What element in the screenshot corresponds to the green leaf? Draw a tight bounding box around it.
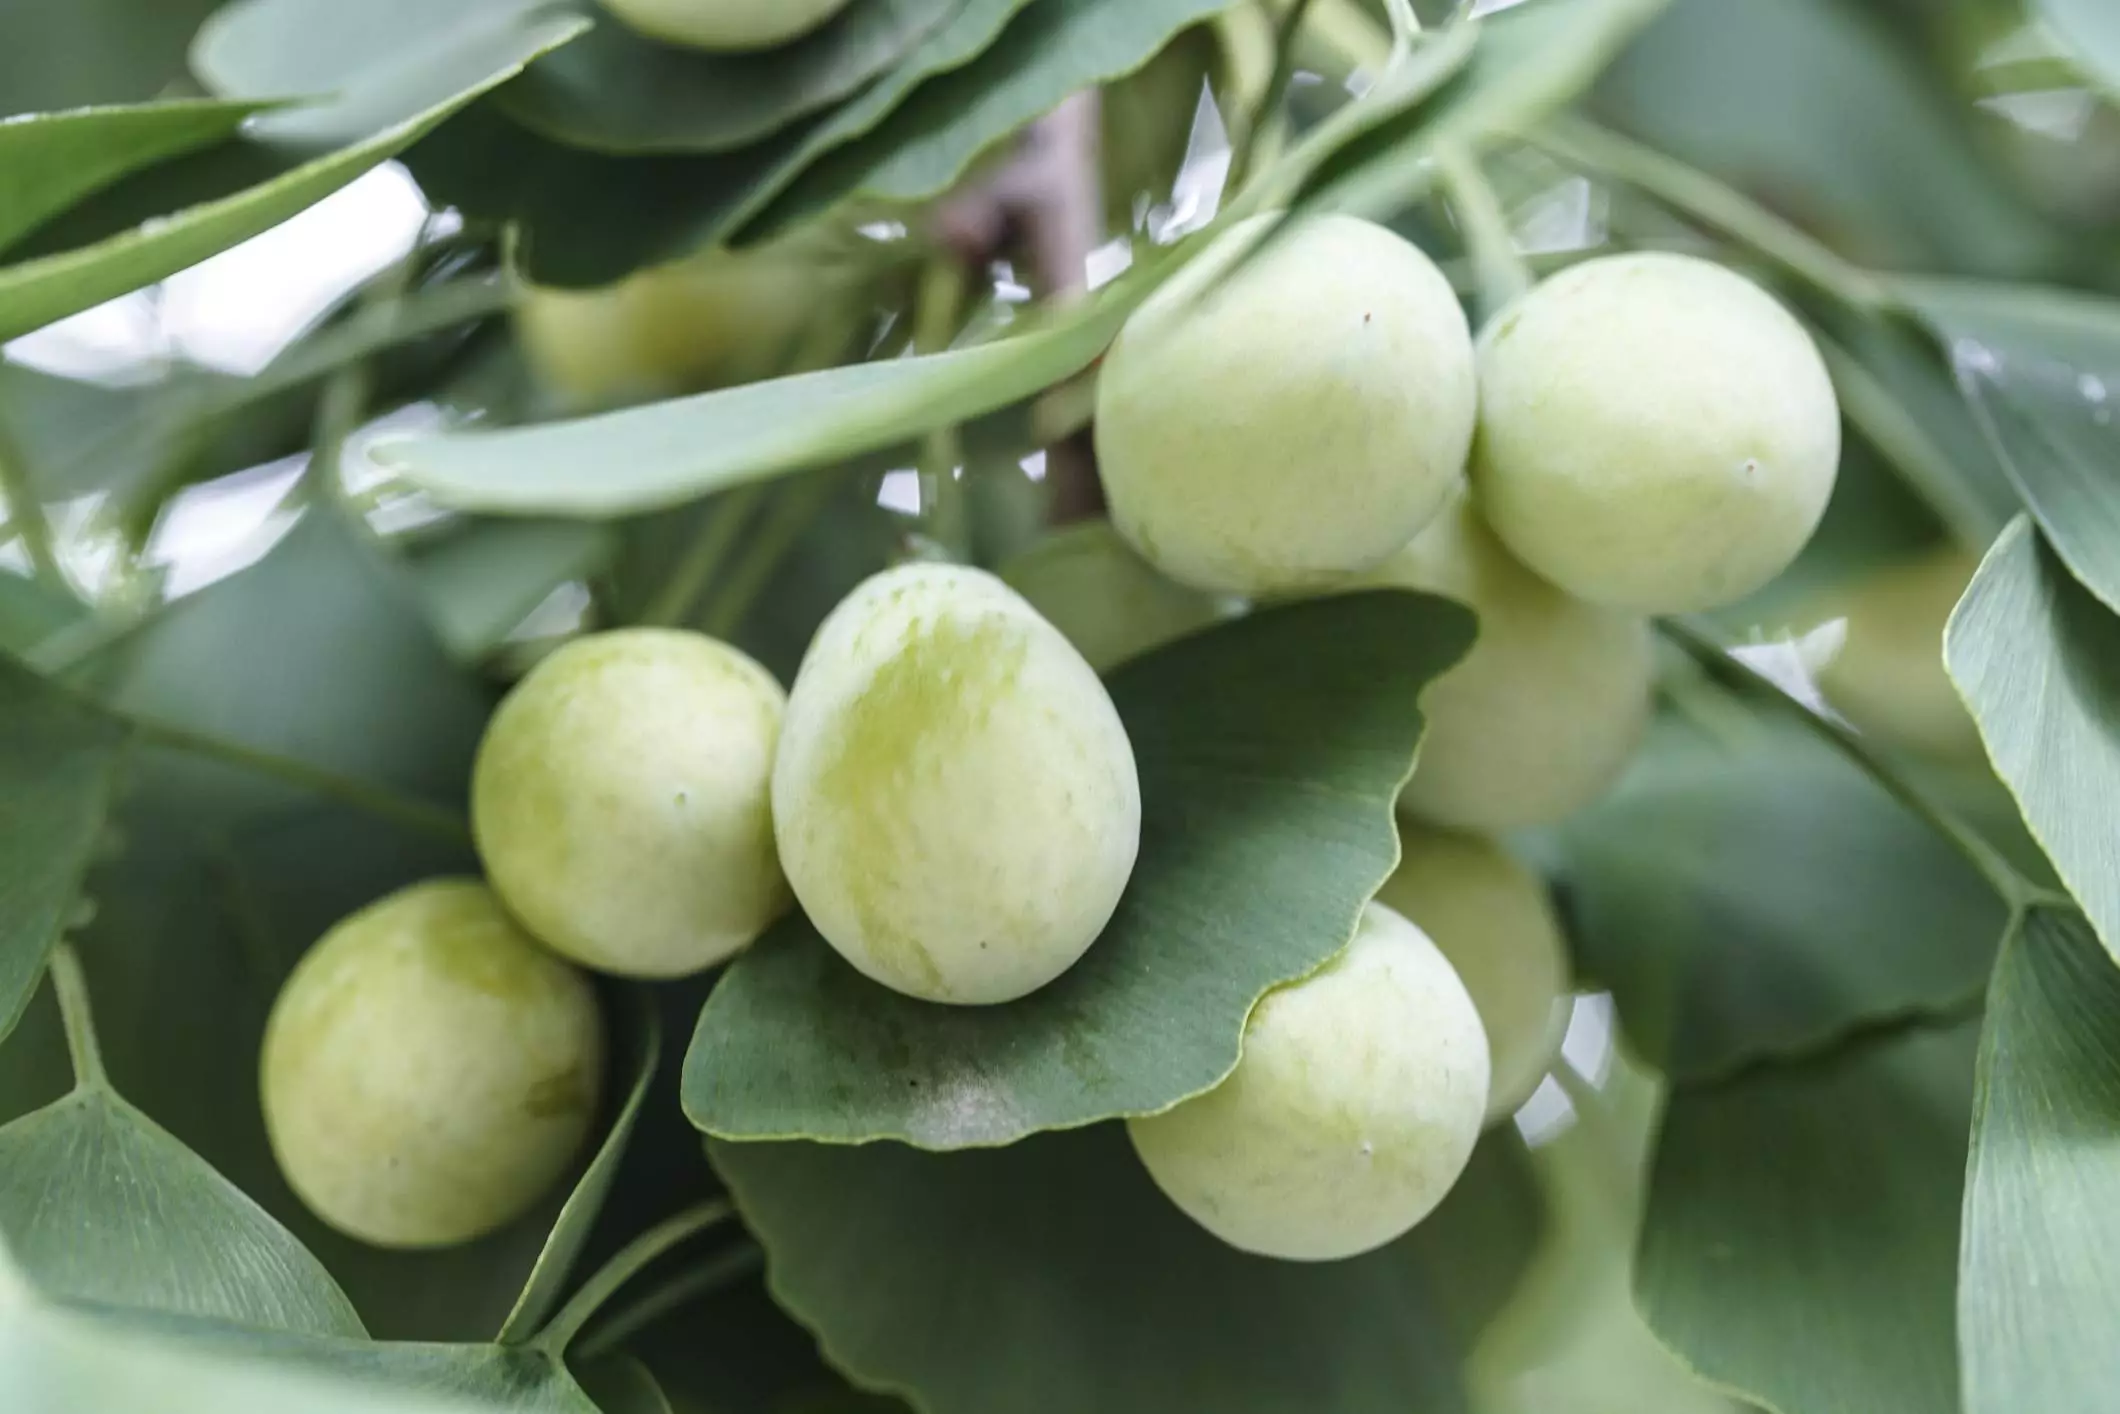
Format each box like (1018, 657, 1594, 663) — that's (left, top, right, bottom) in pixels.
(1947, 517, 2120, 961)
(409, 518, 615, 662)
(0, 657, 129, 1045)
(0, 99, 273, 253)
(1637, 1022, 1976, 1414)
(1560, 720, 2004, 1081)
(1591, 0, 2057, 280)
(1906, 280, 2120, 614)
(751, 0, 1243, 235)
(685, 591, 1473, 1148)
(0, 0, 225, 117)
(2040, 0, 2120, 101)
(712, 1124, 1536, 1414)
(1961, 906, 2120, 1414)
(0, 1084, 362, 1337)
(497, 992, 661, 1344)
(191, 0, 588, 149)
(573, 1355, 674, 1414)
(0, 573, 86, 657)
(498, 0, 963, 155)
(0, 14, 585, 343)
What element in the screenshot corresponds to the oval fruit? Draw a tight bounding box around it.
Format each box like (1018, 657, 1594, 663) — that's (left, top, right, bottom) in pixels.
(1095, 212, 1476, 595)
(1473, 251, 1841, 613)
(998, 520, 1229, 673)
(1805, 545, 1983, 761)
(600, 0, 851, 51)
(772, 563, 1142, 1005)
(1369, 494, 1652, 830)
(473, 628, 790, 980)
(260, 879, 605, 1249)
(1377, 826, 1572, 1121)
(1126, 902, 1489, 1261)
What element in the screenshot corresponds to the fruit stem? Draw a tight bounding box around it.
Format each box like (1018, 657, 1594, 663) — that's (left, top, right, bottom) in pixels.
(0, 408, 65, 591)
(1659, 618, 2042, 909)
(698, 472, 839, 639)
(639, 483, 769, 628)
(529, 1199, 736, 1358)
(130, 715, 473, 848)
(1437, 146, 1532, 319)
(912, 256, 972, 559)
(570, 1240, 767, 1363)
(49, 943, 109, 1092)
(1529, 117, 1896, 315)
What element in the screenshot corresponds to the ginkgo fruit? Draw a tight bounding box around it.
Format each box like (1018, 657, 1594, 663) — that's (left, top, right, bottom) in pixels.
(1473, 251, 1841, 613)
(1804, 545, 1984, 760)
(1366, 494, 1652, 830)
(999, 520, 1229, 673)
(260, 880, 605, 1250)
(772, 563, 1142, 1005)
(600, 0, 851, 51)
(1376, 826, 1572, 1122)
(1095, 212, 1476, 595)
(1126, 903, 1489, 1261)
(472, 628, 790, 979)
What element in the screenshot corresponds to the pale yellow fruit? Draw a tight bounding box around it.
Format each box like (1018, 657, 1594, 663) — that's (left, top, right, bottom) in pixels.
(1366, 494, 1652, 830)
(473, 628, 789, 980)
(1474, 252, 1842, 613)
(260, 880, 604, 1249)
(600, 0, 850, 51)
(1095, 212, 1476, 595)
(772, 564, 1141, 1004)
(1376, 826, 1571, 1121)
(998, 520, 1228, 673)
(1127, 903, 1489, 1261)
(516, 244, 827, 408)
(1806, 546, 1984, 760)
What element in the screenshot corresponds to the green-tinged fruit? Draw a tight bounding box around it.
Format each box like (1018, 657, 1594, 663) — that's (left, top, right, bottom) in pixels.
(1126, 902, 1489, 1261)
(1366, 495, 1652, 829)
(260, 880, 605, 1250)
(772, 563, 1141, 1005)
(1377, 826, 1571, 1122)
(1095, 212, 1476, 595)
(998, 520, 1230, 673)
(1806, 546, 1984, 761)
(473, 628, 790, 979)
(600, 0, 852, 51)
(1473, 252, 1841, 613)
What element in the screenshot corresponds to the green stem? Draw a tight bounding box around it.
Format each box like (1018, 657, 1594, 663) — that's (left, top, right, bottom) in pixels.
(1437, 146, 1531, 319)
(1295, 0, 1392, 82)
(570, 1241, 766, 1363)
(49, 944, 108, 1092)
(699, 473, 838, 640)
(1811, 331, 2003, 551)
(1530, 117, 1894, 314)
(639, 484, 767, 628)
(912, 257, 971, 558)
(1658, 618, 2038, 907)
(132, 717, 471, 847)
(0, 411, 64, 589)
(530, 1200, 735, 1358)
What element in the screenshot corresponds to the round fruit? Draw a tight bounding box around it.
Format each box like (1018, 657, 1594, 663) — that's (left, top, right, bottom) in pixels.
(473, 628, 790, 980)
(260, 880, 605, 1249)
(516, 243, 830, 408)
(599, 0, 851, 51)
(1366, 494, 1652, 830)
(1094, 212, 1476, 595)
(1473, 251, 1842, 613)
(1376, 826, 1571, 1121)
(1126, 902, 1489, 1261)
(772, 563, 1141, 1005)
(998, 520, 1229, 673)
(1805, 545, 1983, 761)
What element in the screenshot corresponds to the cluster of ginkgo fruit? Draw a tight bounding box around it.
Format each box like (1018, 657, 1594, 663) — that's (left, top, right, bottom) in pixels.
(258, 207, 1844, 1264)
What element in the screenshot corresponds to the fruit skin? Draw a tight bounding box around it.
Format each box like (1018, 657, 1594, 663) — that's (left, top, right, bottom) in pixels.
(1377, 826, 1572, 1122)
(1473, 251, 1842, 613)
(260, 879, 605, 1250)
(998, 520, 1229, 673)
(1126, 902, 1490, 1262)
(1804, 545, 1983, 761)
(772, 563, 1141, 1005)
(473, 628, 790, 980)
(599, 0, 851, 51)
(1365, 494, 1652, 830)
(1094, 212, 1476, 596)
